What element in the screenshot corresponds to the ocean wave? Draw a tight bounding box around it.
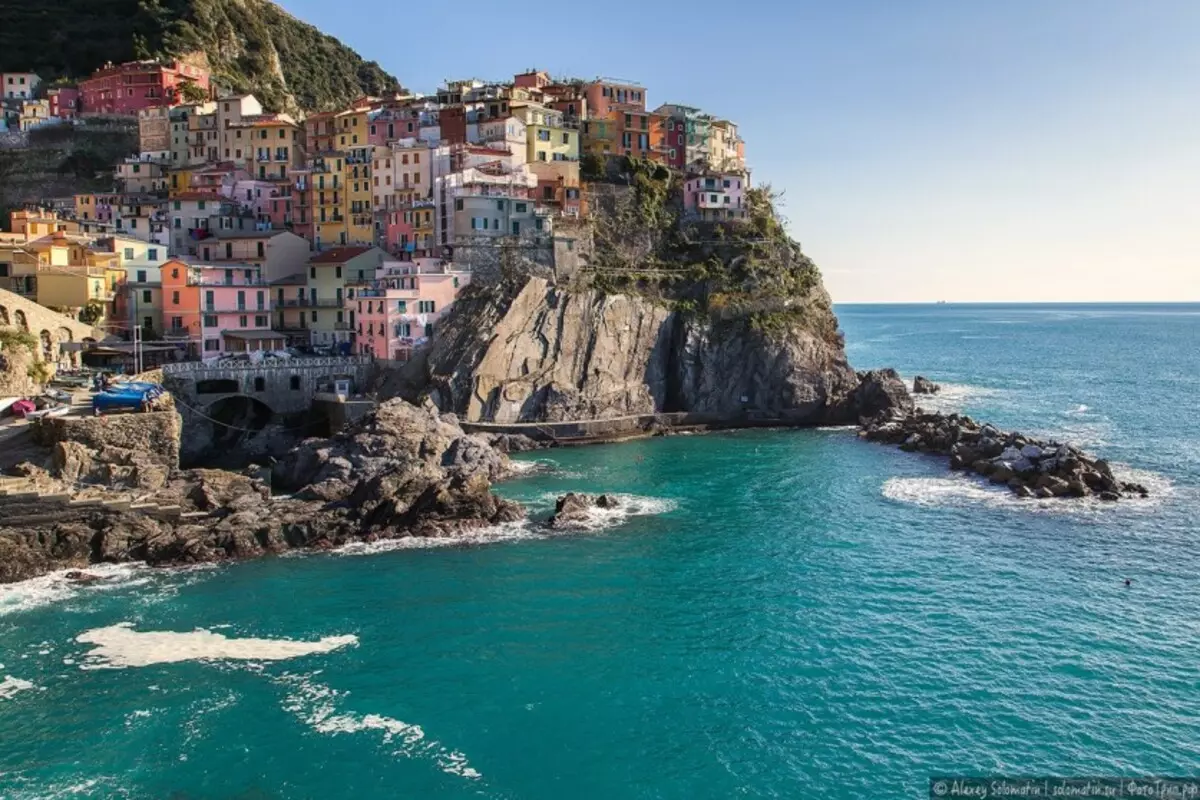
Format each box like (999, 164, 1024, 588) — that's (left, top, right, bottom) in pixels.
(333, 520, 539, 556)
(0, 563, 153, 618)
(881, 474, 1169, 515)
(74, 623, 359, 669)
(0, 675, 36, 700)
(1065, 404, 1090, 415)
(905, 380, 1007, 414)
(503, 458, 555, 476)
(279, 673, 482, 780)
(816, 424, 858, 432)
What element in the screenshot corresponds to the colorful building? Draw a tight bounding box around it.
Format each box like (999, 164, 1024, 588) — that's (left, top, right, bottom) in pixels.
(305, 246, 386, 348)
(513, 103, 579, 165)
(345, 258, 469, 360)
(683, 172, 747, 221)
(160, 258, 278, 357)
(2, 73, 41, 100)
(79, 60, 209, 116)
(46, 87, 81, 120)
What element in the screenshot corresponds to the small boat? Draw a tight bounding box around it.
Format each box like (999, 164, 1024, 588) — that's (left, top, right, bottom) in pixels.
(0, 397, 20, 416)
(26, 406, 70, 420)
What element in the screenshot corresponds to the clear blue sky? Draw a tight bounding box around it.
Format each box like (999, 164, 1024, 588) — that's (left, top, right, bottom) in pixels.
(280, 0, 1200, 302)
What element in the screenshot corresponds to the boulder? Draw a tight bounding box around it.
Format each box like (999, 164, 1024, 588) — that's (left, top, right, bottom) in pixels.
(547, 492, 618, 529)
(912, 376, 941, 395)
(853, 369, 915, 422)
(1020, 444, 1044, 460)
(990, 465, 1015, 484)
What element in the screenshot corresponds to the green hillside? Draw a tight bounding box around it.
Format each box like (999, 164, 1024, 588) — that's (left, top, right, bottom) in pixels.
(0, 0, 401, 112)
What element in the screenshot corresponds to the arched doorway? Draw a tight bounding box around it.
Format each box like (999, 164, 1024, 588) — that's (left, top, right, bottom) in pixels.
(39, 330, 53, 362)
(205, 395, 275, 454)
(14, 310, 28, 332)
(56, 328, 75, 368)
(0, 306, 9, 326)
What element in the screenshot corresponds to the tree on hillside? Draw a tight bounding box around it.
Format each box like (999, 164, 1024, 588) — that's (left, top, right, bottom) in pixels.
(177, 80, 208, 104)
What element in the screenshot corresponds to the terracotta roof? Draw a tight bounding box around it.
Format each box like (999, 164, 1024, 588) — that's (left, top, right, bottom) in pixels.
(309, 246, 373, 264)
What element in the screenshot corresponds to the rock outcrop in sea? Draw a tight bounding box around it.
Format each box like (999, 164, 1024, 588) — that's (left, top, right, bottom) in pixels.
(860, 406, 1149, 500)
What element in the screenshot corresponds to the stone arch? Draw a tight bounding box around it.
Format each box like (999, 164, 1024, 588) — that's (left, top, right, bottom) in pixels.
(14, 310, 28, 332)
(204, 395, 275, 451)
(0, 306, 8, 326)
(56, 327, 75, 368)
(39, 330, 52, 362)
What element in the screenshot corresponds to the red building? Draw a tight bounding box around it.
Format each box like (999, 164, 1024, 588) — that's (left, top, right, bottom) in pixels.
(79, 60, 210, 116)
(663, 114, 686, 170)
(438, 107, 467, 145)
(46, 87, 80, 120)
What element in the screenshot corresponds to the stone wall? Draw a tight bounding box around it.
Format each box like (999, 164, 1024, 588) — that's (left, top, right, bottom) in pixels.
(0, 287, 108, 371)
(34, 410, 182, 468)
(162, 356, 373, 416)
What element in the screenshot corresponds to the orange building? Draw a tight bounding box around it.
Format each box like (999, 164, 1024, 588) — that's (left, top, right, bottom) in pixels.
(160, 259, 203, 356)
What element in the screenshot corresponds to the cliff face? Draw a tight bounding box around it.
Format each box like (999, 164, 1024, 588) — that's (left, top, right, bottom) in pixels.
(397, 277, 859, 425)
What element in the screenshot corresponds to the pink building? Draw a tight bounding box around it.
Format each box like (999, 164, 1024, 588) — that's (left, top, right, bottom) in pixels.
(47, 87, 81, 120)
(379, 209, 414, 256)
(345, 259, 470, 361)
(584, 78, 646, 120)
(223, 179, 283, 221)
(191, 262, 280, 357)
(80, 60, 210, 116)
(682, 172, 747, 221)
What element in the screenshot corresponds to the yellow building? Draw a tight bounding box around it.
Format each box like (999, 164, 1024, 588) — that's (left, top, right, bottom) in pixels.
(167, 167, 199, 197)
(334, 108, 369, 150)
(311, 154, 346, 248)
(513, 103, 580, 165)
(304, 246, 386, 347)
(35, 265, 114, 314)
(345, 146, 380, 246)
(240, 115, 304, 181)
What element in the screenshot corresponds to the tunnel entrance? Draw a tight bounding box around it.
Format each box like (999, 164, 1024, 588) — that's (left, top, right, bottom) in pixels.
(206, 395, 275, 454)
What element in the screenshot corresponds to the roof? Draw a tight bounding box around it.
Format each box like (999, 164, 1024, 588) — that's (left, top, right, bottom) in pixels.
(270, 272, 307, 286)
(221, 329, 286, 340)
(170, 192, 223, 202)
(210, 228, 282, 240)
(309, 246, 373, 264)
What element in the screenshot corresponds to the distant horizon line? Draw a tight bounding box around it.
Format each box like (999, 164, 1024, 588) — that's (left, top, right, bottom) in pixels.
(832, 300, 1200, 306)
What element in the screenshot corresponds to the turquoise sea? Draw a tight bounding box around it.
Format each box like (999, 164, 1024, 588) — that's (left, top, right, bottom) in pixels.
(1, 303, 1198, 799)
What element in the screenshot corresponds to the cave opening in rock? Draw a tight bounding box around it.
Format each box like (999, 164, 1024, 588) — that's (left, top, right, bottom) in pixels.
(206, 395, 274, 450)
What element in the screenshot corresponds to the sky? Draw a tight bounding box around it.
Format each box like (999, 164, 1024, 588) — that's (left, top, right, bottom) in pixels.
(279, 0, 1200, 302)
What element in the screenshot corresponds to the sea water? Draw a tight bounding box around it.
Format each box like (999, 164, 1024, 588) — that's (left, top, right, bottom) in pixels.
(0, 303, 1197, 799)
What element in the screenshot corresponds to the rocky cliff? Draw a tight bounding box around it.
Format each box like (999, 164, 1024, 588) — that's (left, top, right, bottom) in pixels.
(394, 276, 859, 425)
(391, 164, 862, 425)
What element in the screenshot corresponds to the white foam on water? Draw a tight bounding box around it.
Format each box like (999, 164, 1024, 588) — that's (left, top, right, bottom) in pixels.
(909, 381, 1006, 414)
(503, 458, 555, 476)
(816, 424, 858, 432)
(0, 675, 35, 700)
(74, 623, 358, 669)
(0, 563, 151, 617)
(540, 493, 679, 532)
(333, 520, 539, 556)
(1066, 404, 1090, 415)
(882, 473, 1170, 516)
(279, 673, 482, 780)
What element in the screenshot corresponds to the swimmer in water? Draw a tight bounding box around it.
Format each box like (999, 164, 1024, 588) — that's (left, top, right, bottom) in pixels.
(1124, 578, 1132, 588)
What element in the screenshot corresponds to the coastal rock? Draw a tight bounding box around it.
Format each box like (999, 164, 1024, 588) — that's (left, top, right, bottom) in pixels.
(859, 408, 1145, 502)
(386, 277, 861, 426)
(851, 368, 915, 422)
(912, 375, 941, 394)
(548, 492, 619, 529)
(0, 398, 525, 583)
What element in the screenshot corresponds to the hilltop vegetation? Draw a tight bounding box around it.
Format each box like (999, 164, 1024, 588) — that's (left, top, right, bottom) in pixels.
(587, 159, 834, 343)
(0, 0, 400, 112)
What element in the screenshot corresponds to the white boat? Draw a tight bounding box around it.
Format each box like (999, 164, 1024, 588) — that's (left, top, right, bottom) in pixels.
(0, 398, 20, 415)
(25, 406, 71, 420)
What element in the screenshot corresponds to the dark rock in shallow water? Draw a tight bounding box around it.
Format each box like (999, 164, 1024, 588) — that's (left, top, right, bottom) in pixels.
(548, 492, 619, 529)
(913, 376, 941, 395)
(850, 368, 914, 422)
(858, 406, 1146, 503)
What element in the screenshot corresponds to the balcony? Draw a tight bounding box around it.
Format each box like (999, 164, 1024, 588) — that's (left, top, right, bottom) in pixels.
(204, 304, 267, 314)
(334, 321, 354, 330)
(279, 297, 344, 308)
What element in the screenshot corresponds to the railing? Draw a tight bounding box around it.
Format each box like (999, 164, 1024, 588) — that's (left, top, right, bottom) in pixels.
(278, 298, 344, 308)
(163, 355, 371, 374)
(203, 304, 266, 313)
(334, 322, 354, 330)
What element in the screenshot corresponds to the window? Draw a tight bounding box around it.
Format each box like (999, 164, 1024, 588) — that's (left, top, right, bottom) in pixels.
(455, 198, 463, 211)
(172, 316, 183, 330)
(204, 315, 218, 327)
(174, 218, 182, 229)
(413, 153, 419, 164)
(136, 270, 147, 283)
(173, 200, 181, 210)
(239, 315, 248, 328)
(310, 267, 316, 279)
(148, 248, 158, 261)
(141, 290, 152, 303)
(418, 300, 436, 313)
(311, 310, 318, 322)
(397, 300, 407, 313)
(204, 338, 220, 352)
(335, 266, 342, 278)
(172, 290, 180, 304)
(253, 377, 265, 392)
(537, 130, 550, 141)
(290, 375, 301, 390)
(255, 315, 268, 326)
(257, 241, 264, 258)
(515, 202, 527, 213)
(562, 132, 569, 144)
